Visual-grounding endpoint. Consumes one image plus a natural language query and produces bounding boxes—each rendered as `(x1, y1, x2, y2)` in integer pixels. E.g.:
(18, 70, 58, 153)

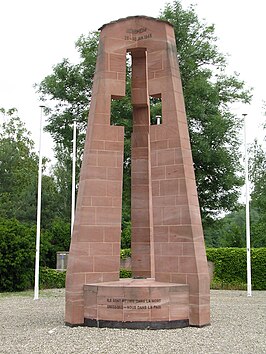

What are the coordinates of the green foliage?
(0, 218, 66, 291)
(39, 266, 132, 288)
(207, 248, 246, 284)
(206, 248, 266, 290)
(0, 109, 63, 227)
(0, 111, 38, 220)
(36, 33, 99, 223)
(204, 206, 266, 248)
(251, 248, 266, 290)
(50, 141, 84, 222)
(205, 136, 266, 249)
(248, 139, 266, 247)
(40, 267, 66, 289)
(120, 248, 131, 260)
(42, 219, 71, 268)
(250, 221, 266, 248)
(210, 279, 247, 290)
(121, 221, 131, 249)
(39, 247, 266, 288)
(160, 1, 251, 222)
(119, 248, 266, 289)
(0, 218, 35, 291)
(120, 268, 132, 278)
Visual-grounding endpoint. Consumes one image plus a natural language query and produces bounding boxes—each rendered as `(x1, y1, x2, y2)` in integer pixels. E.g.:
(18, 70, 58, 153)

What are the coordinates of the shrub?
(38, 267, 132, 288)
(39, 267, 132, 289)
(248, 248, 266, 290)
(119, 248, 266, 290)
(0, 218, 58, 291)
(121, 221, 131, 249)
(120, 248, 131, 260)
(0, 218, 36, 291)
(120, 268, 132, 278)
(40, 267, 66, 289)
(42, 219, 71, 269)
(39, 248, 266, 289)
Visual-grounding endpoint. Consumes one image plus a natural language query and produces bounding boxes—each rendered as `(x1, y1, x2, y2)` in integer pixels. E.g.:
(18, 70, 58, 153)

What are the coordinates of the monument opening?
(111, 49, 162, 252)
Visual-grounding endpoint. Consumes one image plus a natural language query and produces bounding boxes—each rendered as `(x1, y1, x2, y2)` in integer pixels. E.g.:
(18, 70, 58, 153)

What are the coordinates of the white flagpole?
(243, 113, 252, 297)
(71, 119, 77, 236)
(34, 105, 45, 300)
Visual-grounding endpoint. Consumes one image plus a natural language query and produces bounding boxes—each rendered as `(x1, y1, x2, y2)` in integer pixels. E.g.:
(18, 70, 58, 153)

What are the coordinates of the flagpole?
(243, 113, 252, 297)
(71, 119, 77, 236)
(34, 105, 45, 300)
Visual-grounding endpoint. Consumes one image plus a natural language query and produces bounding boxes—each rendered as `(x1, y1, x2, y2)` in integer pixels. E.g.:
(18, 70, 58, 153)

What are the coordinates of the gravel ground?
(0, 289, 265, 354)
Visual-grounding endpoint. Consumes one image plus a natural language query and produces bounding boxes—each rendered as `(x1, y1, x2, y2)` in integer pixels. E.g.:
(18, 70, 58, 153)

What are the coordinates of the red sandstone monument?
(65, 16, 210, 329)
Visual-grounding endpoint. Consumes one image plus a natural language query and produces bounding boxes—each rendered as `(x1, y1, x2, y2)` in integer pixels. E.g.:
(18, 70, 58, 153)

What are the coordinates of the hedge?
(39, 267, 132, 289)
(120, 248, 266, 290)
(206, 248, 266, 290)
(40, 268, 66, 289)
(36, 248, 266, 290)
(1, 245, 265, 291)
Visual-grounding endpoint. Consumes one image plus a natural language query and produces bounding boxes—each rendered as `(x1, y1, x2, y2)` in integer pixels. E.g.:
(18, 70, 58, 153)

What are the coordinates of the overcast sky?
(0, 0, 265, 161)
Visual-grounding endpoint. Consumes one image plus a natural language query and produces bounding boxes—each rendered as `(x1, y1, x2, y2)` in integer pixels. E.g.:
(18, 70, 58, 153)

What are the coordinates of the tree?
(248, 135, 266, 247)
(160, 2, 251, 222)
(204, 206, 265, 248)
(205, 116, 266, 249)
(36, 1, 251, 229)
(0, 218, 35, 291)
(38, 34, 133, 224)
(42, 218, 71, 268)
(0, 218, 53, 291)
(0, 109, 62, 227)
(0, 109, 38, 219)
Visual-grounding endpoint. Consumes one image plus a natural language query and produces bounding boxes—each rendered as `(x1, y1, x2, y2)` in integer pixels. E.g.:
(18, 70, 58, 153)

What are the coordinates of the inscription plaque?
(125, 33, 152, 41)
(106, 298, 162, 310)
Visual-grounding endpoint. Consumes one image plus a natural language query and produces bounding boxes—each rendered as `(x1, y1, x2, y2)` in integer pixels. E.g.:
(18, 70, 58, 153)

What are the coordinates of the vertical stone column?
(131, 49, 155, 279)
(148, 29, 210, 326)
(65, 36, 126, 325)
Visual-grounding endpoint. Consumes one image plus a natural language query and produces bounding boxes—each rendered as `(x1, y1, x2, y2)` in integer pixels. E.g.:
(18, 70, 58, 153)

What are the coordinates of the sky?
(0, 0, 265, 162)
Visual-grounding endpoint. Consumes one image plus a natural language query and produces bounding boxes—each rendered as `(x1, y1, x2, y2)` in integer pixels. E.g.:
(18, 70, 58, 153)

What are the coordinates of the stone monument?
(65, 16, 210, 328)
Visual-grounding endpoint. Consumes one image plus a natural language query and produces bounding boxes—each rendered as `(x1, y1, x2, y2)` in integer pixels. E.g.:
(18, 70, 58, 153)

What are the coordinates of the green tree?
(0, 218, 35, 291)
(38, 34, 133, 224)
(204, 206, 265, 249)
(0, 109, 38, 219)
(205, 105, 266, 248)
(249, 136, 266, 247)
(0, 218, 52, 291)
(160, 1, 251, 222)
(0, 109, 62, 227)
(204, 210, 246, 248)
(217, 210, 246, 248)
(36, 34, 100, 222)
(42, 218, 71, 268)
(36, 1, 251, 229)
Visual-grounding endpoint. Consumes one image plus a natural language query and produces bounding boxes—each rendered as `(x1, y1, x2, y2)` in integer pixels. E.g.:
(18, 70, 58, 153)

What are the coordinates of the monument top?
(98, 15, 173, 31)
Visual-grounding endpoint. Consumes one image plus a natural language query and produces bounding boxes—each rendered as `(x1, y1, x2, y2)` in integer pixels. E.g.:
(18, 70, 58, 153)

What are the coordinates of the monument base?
(84, 318, 189, 329)
(83, 279, 190, 329)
